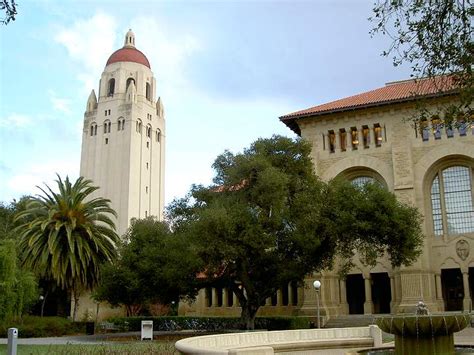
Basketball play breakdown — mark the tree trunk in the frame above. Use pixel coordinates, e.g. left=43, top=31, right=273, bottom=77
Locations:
left=241, top=304, right=259, bottom=330
left=72, top=289, right=80, bottom=322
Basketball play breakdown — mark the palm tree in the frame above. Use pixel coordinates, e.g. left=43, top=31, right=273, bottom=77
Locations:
left=15, top=175, right=119, bottom=320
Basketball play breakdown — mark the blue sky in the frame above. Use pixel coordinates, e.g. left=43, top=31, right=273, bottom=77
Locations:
left=0, top=0, right=411, bottom=205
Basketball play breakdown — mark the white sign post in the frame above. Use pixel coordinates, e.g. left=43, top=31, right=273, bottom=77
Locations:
left=7, top=328, right=18, bottom=355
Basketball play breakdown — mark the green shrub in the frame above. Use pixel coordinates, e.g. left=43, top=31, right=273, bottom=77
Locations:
left=0, top=316, right=87, bottom=338
left=106, top=316, right=311, bottom=332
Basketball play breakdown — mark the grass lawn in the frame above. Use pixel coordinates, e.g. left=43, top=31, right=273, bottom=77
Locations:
left=0, top=341, right=178, bottom=354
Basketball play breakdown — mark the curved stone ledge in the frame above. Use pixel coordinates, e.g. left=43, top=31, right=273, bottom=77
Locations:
left=175, top=325, right=382, bottom=354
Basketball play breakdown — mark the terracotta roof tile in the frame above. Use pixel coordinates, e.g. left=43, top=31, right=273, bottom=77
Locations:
left=106, top=47, right=151, bottom=69
left=280, top=76, right=458, bottom=134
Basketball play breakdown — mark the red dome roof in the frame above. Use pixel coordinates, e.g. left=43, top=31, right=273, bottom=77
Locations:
left=106, top=47, right=151, bottom=69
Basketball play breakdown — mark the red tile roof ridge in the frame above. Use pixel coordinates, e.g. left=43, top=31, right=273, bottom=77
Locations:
left=280, top=75, right=458, bottom=121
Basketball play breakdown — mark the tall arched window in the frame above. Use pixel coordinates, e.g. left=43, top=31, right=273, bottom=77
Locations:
left=126, top=77, right=135, bottom=90
left=104, top=120, right=111, bottom=134
left=117, top=118, right=125, bottom=131
left=107, top=78, right=115, bottom=97
left=136, top=119, right=142, bottom=133
left=430, top=166, right=474, bottom=236
left=90, top=123, right=97, bottom=136
left=146, top=82, right=151, bottom=101
left=146, top=125, right=152, bottom=138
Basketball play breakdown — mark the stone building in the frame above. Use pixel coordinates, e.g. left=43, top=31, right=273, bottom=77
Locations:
left=76, top=30, right=165, bottom=319
left=181, top=77, right=473, bottom=320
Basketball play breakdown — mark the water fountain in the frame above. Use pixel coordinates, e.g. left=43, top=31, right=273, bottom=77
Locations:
left=372, top=302, right=471, bottom=355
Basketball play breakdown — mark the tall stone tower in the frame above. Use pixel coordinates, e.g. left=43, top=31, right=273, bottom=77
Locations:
left=80, top=30, right=165, bottom=236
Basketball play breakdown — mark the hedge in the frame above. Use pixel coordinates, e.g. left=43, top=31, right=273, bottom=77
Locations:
left=106, top=316, right=311, bottom=332
left=0, top=316, right=87, bottom=338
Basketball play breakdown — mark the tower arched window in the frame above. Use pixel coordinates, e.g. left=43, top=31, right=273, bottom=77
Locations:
left=117, top=117, right=125, bottom=131
left=146, top=82, right=151, bottom=101
left=90, top=122, right=97, bottom=136
left=107, top=78, right=115, bottom=97
left=126, top=78, right=135, bottom=90
left=104, top=120, right=111, bottom=134
left=156, top=129, right=161, bottom=142
left=430, top=165, right=474, bottom=236
left=146, top=125, right=152, bottom=138
left=136, top=119, right=142, bottom=133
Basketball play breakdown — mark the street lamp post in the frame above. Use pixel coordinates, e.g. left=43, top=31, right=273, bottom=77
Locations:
left=313, top=280, right=321, bottom=328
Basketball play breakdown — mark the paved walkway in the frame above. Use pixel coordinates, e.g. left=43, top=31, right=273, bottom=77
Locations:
left=1, top=327, right=473, bottom=353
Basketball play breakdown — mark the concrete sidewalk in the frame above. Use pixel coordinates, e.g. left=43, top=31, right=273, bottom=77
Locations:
left=0, top=330, right=194, bottom=345
left=0, top=327, right=473, bottom=350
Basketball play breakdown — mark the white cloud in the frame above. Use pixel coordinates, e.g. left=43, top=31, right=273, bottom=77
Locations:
left=48, top=90, right=72, bottom=115
left=54, top=12, right=118, bottom=93
left=131, top=16, right=201, bottom=89
left=0, top=113, right=32, bottom=128
left=5, top=160, right=79, bottom=199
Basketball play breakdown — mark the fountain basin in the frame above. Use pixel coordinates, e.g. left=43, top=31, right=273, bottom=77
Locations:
left=375, top=313, right=471, bottom=355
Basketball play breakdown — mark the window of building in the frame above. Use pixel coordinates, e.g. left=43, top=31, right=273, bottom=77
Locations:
left=145, top=211, right=148, bottom=218
left=117, top=118, right=125, bottom=131
left=146, top=125, right=152, bottom=138
left=107, top=78, right=115, bottom=97
left=374, top=124, right=383, bottom=147
left=420, top=119, right=430, bottom=141
left=126, top=77, right=135, bottom=90
left=351, top=176, right=376, bottom=189
left=458, top=119, right=467, bottom=136
left=146, top=141, right=149, bottom=148
left=136, top=119, right=142, bottom=133
left=430, top=166, right=474, bottom=236
left=328, top=130, right=335, bottom=153
left=104, top=120, right=111, bottom=134
left=362, top=125, right=370, bottom=148
left=146, top=162, right=149, bottom=169
left=146, top=186, right=148, bottom=194
left=105, top=137, right=108, bottom=144
left=339, top=129, right=347, bottom=151
left=432, top=117, right=442, bottom=139
left=156, top=129, right=161, bottom=142
left=108, top=109, right=111, bottom=116
left=105, top=110, right=107, bottom=116
left=446, top=124, right=454, bottom=138
left=90, top=123, right=97, bottom=136
left=351, top=127, right=359, bottom=149
left=146, top=82, right=151, bottom=101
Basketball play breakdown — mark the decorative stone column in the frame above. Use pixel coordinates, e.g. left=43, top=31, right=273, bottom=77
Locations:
left=462, top=271, right=471, bottom=311
left=390, top=276, right=396, bottom=312
left=364, top=276, right=373, bottom=314
left=435, top=274, right=442, bottom=300
left=288, top=283, right=293, bottom=306
left=212, top=288, right=218, bottom=307
left=277, top=289, right=283, bottom=306
left=339, top=278, right=349, bottom=314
